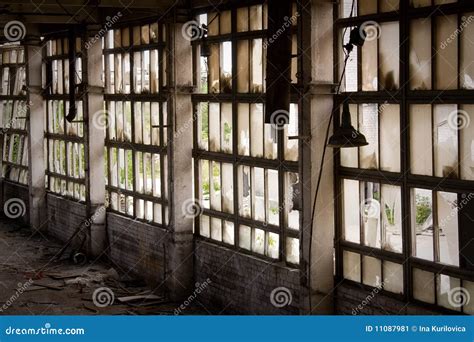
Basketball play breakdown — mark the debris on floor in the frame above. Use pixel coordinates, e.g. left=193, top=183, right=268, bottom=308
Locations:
left=0, top=220, right=205, bottom=315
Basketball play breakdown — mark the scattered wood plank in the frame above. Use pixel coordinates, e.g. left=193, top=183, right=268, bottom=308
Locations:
left=32, top=281, right=64, bottom=291
left=117, top=294, right=162, bottom=303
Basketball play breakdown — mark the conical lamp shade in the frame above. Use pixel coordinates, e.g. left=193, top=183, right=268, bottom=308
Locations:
left=327, top=102, right=369, bottom=148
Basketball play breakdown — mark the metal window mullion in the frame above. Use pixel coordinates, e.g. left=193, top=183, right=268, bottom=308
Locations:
left=231, top=6, right=240, bottom=248
left=130, top=28, right=137, bottom=217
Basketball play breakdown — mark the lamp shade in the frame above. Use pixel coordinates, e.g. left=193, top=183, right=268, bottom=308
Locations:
left=327, top=102, right=369, bottom=148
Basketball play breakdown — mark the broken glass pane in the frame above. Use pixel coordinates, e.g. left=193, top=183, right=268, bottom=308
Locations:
left=361, top=182, right=381, bottom=248
left=434, top=104, right=458, bottom=178
left=266, top=169, right=279, bottom=226
left=285, top=172, right=300, bottom=230
left=210, top=161, right=221, bottom=211
left=252, top=228, right=265, bottom=254
left=284, top=103, right=298, bottom=161
left=266, top=232, right=279, bottom=259
left=252, top=167, right=265, bottom=222
left=412, top=188, right=433, bottom=261
left=286, top=237, right=299, bottom=264
left=251, top=39, right=263, bottom=93
left=437, top=192, right=459, bottom=266
left=239, top=165, right=251, bottom=218
left=200, top=159, right=210, bottom=209
left=238, top=103, right=250, bottom=155
left=222, top=163, right=233, bottom=214
left=410, top=19, right=432, bottom=90
left=381, top=184, right=402, bottom=253
left=220, top=42, right=232, bottom=93
left=237, top=40, right=249, bottom=93
left=221, top=103, right=232, bottom=153
left=209, top=102, right=220, bottom=152
left=250, top=103, right=264, bottom=157
left=379, top=22, right=399, bottom=90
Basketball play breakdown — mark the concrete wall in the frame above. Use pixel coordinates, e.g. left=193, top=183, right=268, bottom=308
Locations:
left=335, top=283, right=444, bottom=315
left=107, top=213, right=170, bottom=288
left=1, top=181, right=30, bottom=225
left=194, top=240, right=301, bottom=314
left=46, top=193, right=87, bottom=243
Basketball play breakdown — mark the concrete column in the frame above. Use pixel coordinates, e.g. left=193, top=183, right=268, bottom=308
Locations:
left=25, top=34, right=47, bottom=232
left=166, top=22, right=194, bottom=300
left=307, top=0, right=336, bottom=314
left=84, top=27, right=106, bottom=257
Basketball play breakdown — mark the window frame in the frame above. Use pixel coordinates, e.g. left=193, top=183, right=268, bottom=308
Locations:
left=191, top=0, right=303, bottom=267
left=43, top=35, right=87, bottom=202
left=334, top=0, right=474, bottom=313
left=0, top=45, right=29, bottom=186
left=103, top=20, right=171, bottom=228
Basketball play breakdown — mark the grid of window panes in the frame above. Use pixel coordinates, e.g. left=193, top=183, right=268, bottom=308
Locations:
left=103, top=23, right=169, bottom=227
left=44, top=37, right=86, bottom=201
left=193, top=3, right=301, bottom=265
left=0, top=45, right=28, bottom=185
left=337, top=0, right=474, bottom=314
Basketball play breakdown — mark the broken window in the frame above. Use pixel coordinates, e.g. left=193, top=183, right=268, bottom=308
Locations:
left=44, top=38, right=86, bottom=201
left=193, top=2, right=300, bottom=265
left=336, top=1, right=474, bottom=311
left=104, top=23, right=169, bottom=226
left=0, top=45, right=28, bottom=185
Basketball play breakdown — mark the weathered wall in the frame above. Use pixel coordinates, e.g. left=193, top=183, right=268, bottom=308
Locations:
left=336, top=283, right=445, bottom=315
left=1, top=181, right=30, bottom=226
left=194, top=240, right=301, bottom=314
left=47, top=193, right=87, bottom=243
left=107, top=213, right=169, bottom=288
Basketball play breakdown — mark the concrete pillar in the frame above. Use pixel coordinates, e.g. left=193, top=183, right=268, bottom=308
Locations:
left=25, top=34, right=47, bottom=232
left=166, top=22, right=194, bottom=300
left=84, top=27, right=106, bottom=257
left=306, top=0, right=336, bottom=314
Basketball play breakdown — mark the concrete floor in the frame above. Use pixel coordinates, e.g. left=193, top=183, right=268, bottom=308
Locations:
left=0, top=219, right=203, bottom=315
